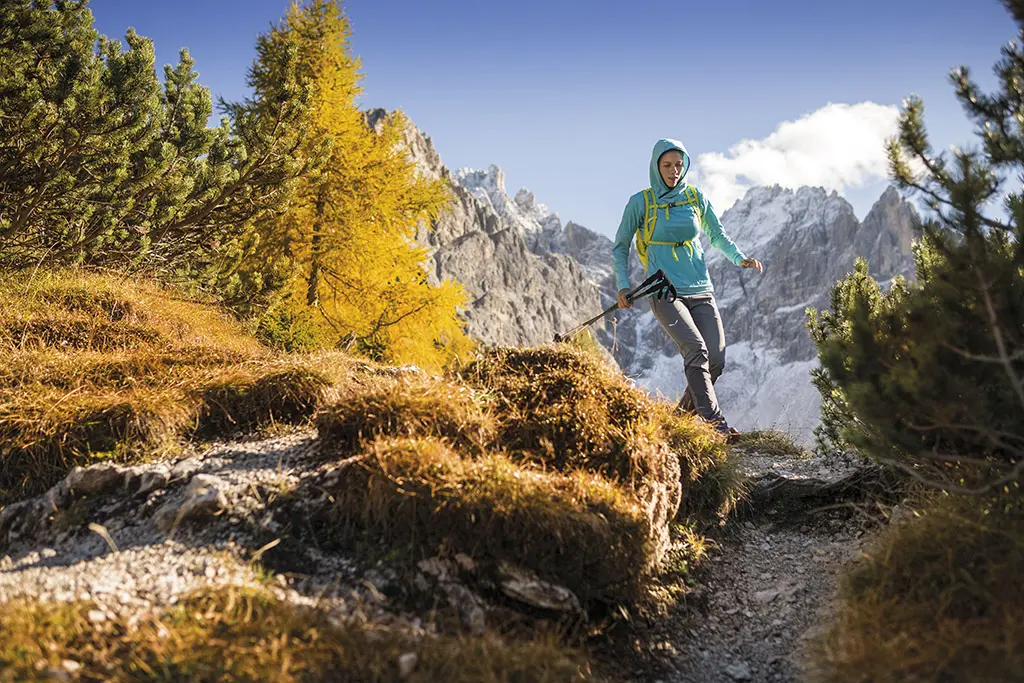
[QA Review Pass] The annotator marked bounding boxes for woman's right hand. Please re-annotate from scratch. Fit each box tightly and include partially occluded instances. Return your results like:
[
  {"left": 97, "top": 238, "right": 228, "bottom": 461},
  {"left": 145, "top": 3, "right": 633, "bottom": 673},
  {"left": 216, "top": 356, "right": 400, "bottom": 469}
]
[{"left": 617, "top": 289, "right": 632, "bottom": 308}]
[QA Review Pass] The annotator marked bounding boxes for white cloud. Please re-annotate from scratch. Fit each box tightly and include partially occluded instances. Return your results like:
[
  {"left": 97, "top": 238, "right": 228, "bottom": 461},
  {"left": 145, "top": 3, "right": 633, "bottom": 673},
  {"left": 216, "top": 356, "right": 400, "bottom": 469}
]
[{"left": 692, "top": 102, "right": 900, "bottom": 211}]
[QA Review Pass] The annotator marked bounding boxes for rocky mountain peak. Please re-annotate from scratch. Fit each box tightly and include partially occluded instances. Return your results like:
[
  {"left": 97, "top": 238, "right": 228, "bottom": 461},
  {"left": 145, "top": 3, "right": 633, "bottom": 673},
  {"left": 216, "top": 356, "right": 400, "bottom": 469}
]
[
  {"left": 874, "top": 184, "right": 903, "bottom": 204},
  {"left": 857, "top": 185, "right": 921, "bottom": 277},
  {"left": 364, "top": 107, "right": 446, "bottom": 181},
  {"left": 367, "top": 109, "right": 602, "bottom": 350},
  {"left": 454, "top": 165, "right": 563, "bottom": 239},
  {"left": 720, "top": 185, "right": 858, "bottom": 257},
  {"left": 455, "top": 164, "right": 506, "bottom": 197},
  {"left": 514, "top": 188, "right": 537, "bottom": 213},
  {"left": 864, "top": 184, "right": 914, "bottom": 223}
]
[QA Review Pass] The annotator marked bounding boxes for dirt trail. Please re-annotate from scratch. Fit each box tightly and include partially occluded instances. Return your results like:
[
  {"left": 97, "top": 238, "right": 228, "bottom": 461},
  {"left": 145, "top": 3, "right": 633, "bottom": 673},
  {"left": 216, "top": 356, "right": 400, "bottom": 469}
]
[
  {"left": 667, "top": 516, "right": 869, "bottom": 682},
  {"left": 620, "top": 448, "right": 892, "bottom": 683},
  {"left": 0, "top": 430, "right": 399, "bottom": 628}
]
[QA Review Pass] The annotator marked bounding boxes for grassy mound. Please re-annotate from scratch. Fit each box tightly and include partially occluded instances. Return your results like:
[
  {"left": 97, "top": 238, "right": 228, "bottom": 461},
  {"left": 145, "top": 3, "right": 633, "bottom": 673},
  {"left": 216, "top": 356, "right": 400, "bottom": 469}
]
[
  {"left": 325, "top": 436, "right": 653, "bottom": 604},
  {"left": 456, "top": 346, "right": 653, "bottom": 480},
  {"left": 316, "top": 376, "right": 496, "bottom": 456},
  {"left": 0, "top": 270, "right": 355, "bottom": 502},
  {"left": 311, "top": 346, "right": 738, "bottom": 607},
  {"left": 810, "top": 497, "right": 1024, "bottom": 682},
  {"left": 457, "top": 347, "right": 742, "bottom": 518},
  {"left": 196, "top": 368, "right": 334, "bottom": 438},
  {"left": 654, "top": 402, "right": 747, "bottom": 521},
  {"left": 732, "top": 428, "right": 808, "bottom": 458},
  {"left": 0, "top": 587, "right": 595, "bottom": 682}
]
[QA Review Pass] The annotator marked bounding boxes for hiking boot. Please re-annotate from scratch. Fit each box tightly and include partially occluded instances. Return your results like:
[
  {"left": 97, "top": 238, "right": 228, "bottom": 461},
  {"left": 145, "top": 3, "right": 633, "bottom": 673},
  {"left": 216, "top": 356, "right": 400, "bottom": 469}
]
[{"left": 713, "top": 421, "right": 742, "bottom": 444}]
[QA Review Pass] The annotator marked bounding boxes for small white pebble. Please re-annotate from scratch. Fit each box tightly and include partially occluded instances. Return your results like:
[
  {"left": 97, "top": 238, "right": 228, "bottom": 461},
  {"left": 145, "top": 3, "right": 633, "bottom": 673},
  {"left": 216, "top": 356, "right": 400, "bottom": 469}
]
[
  {"left": 398, "top": 653, "right": 418, "bottom": 677},
  {"left": 87, "top": 610, "right": 106, "bottom": 623},
  {"left": 61, "top": 660, "right": 81, "bottom": 673}
]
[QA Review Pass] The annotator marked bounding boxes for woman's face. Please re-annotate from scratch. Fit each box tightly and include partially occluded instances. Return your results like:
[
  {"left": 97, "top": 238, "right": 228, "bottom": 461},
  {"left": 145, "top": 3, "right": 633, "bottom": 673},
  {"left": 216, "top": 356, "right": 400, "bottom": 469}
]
[{"left": 659, "top": 150, "right": 685, "bottom": 188}]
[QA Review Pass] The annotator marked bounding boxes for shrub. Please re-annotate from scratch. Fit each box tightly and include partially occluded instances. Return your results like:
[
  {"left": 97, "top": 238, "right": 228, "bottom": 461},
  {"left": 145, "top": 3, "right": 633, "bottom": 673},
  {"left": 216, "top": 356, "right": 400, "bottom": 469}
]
[
  {"left": 807, "top": 2, "right": 1024, "bottom": 492},
  {"left": 810, "top": 496, "right": 1024, "bottom": 682}
]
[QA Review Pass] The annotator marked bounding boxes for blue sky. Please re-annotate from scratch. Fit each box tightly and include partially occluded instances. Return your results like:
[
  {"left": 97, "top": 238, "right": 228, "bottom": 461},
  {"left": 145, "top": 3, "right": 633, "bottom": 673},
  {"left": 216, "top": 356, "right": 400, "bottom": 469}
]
[{"left": 91, "top": 0, "right": 1016, "bottom": 239}]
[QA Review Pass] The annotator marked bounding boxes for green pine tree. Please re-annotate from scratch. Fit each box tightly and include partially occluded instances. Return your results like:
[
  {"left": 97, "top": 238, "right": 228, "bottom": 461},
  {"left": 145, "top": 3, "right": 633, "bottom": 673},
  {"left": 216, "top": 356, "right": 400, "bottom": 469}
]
[
  {"left": 0, "top": 0, "right": 311, "bottom": 283},
  {"left": 0, "top": 1, "right": 162, "bottom": 266},
  {"left": 808, "top": 0, "right": 1024, "bottom": 494}
]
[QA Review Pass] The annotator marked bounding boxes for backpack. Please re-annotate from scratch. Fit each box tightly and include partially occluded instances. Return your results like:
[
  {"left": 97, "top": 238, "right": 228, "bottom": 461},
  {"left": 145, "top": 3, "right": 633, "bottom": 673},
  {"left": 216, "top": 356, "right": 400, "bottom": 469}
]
[{"left": 636, "top": 185, "right": 703, "bottom": 269}]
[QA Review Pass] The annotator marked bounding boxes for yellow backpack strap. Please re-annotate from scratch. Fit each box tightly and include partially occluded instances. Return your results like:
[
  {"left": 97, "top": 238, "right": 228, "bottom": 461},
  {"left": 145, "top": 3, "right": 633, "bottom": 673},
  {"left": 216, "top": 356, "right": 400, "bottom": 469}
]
[
  {"left": 655, "top": 187, "right": 696, "bottom": 259},
  {"left": 685, "top": 186, "right": 703, "bottom": 229},
  {"left": 637, "top": 188, "right": 656, "bottom": 269}
]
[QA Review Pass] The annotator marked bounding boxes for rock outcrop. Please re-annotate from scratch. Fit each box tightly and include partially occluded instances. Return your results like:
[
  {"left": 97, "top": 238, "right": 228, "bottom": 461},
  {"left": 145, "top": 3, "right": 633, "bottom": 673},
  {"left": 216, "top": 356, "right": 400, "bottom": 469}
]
[{"left": 366, "top": 109, "right": 602, "bottom": 349}]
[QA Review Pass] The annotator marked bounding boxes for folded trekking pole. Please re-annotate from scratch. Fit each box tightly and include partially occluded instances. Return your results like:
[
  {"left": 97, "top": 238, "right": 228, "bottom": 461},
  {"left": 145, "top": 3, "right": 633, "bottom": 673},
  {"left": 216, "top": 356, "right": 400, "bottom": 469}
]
[{"left": 554, "top": 269, "right": 677, "bottom": 343}]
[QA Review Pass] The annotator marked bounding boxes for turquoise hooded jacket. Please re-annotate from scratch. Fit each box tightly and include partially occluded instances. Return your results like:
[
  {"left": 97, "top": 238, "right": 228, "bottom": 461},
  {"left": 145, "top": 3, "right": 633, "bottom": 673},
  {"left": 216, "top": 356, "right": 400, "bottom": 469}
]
[{"left": 613, "top": 138, "right": 746, "bottom": 296}]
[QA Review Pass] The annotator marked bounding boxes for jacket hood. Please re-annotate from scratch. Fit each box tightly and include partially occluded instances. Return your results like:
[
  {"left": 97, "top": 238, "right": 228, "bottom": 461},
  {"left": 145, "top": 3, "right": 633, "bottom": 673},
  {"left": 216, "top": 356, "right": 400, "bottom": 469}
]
[{"left": 649, "top": 138, "right": 691, "bottom": 200}]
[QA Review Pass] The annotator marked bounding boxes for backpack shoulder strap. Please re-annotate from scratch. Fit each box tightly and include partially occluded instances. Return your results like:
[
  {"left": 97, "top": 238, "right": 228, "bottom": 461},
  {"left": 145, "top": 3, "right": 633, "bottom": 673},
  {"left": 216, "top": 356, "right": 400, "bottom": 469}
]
[
  {"left": 683, "top": 185, "right": 703, "bottom": 227},
  {"left": 636, "top": 188, "right": 657, "bottom": 269}
]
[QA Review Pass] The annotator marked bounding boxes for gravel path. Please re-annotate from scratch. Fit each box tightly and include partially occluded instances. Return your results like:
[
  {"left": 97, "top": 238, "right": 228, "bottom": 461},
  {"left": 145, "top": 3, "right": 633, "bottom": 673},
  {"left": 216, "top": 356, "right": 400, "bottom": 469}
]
[
  {"left": 667, "top": 516, "right": 870, "bottom": 682},
  {"left": 0, "top": 429, "right": 381, "bottom": 623},
  {"left": 614, "top": 446, "right": 887, "bottom": 683}
]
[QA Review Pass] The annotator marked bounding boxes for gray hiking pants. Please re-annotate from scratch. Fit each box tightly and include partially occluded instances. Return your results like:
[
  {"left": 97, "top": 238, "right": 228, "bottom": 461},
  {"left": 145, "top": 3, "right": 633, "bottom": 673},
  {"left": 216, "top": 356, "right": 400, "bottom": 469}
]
[{"left": 649, "top": 293, "right": 727, "bottom": 425}]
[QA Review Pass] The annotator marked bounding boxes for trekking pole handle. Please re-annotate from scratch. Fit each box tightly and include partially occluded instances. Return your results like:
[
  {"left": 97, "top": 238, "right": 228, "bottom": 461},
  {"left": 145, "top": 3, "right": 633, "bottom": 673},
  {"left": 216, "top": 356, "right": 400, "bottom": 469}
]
[{"left": 553, "top": 270, "right": 672, "bottom": 343}]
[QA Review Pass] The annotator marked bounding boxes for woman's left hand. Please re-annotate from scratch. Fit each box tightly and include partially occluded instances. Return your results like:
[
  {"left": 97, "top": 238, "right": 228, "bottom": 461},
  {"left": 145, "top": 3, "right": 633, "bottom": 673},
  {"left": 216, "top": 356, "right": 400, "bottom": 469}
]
[{"left": 740, "top": 257, "right": 764, "bottom": 274}]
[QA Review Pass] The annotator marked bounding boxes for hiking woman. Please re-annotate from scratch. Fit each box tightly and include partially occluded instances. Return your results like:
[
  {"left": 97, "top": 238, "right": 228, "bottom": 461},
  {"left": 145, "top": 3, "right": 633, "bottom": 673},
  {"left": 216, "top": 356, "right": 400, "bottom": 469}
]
[{"left": 612, "top": 138, "right": 763, "bottom": 437}]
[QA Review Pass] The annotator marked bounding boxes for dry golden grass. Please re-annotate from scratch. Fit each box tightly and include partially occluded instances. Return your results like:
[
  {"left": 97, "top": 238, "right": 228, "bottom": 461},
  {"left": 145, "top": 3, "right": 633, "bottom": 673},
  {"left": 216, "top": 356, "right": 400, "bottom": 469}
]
[
  {"left": 319, "top": 346, "right": 727, "bottom": 494},
  {"left": 643, "top": 522, "right": 713, "bottom": 609},
  {"left": 0, "top": 269, "right": 358, "bottom": 502},
  {"left": 677, "top": 450, "right": 748, "bottom": 524},
  {"left": 195, "top": 367, "right": 334, "bottom": 437},
  {"left": 455, "top": 346, "right": 734, "bottom": 495},
  {"left": 316, "top": 376, "right": 497, "bottom": 457},
  {"left": 455, "top": 346, "right": 651, "bottom": 481},
  {"left": 320, "top": 436, "right": 654, "bottom": 604},
  {"left": 809, "top": 496, "right": 1024, "bottom": 683},
  {"left": 0, "top": 586, "right": 596, "bottom": 682},
  {"left": 651, "top": 403, "right": 745, "bottom": 521},
  {"left": 733, "top": 428, "right": 808, "bottom": 458},
  {"left": 311, "top": 346, "right": 738, "bottom": 608}
]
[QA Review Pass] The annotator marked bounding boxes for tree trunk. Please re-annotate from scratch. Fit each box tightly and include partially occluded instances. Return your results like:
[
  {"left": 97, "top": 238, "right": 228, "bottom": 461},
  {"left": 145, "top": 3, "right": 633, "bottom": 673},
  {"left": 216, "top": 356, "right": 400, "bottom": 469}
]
[{"left": 307, "top": 190, "right": 326, "bottom": 307}]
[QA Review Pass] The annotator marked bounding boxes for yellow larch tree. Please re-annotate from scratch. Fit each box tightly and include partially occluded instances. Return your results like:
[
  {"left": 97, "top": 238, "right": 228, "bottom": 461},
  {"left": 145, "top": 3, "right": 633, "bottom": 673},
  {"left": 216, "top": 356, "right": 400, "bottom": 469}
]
[{"left": 249, "top": 0, "right": 473, "bottom": 370}]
